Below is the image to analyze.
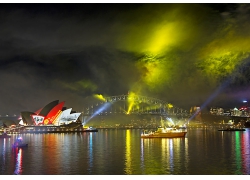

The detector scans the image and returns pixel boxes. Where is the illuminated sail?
[67,113,81,123]
[58,108,72,125]
[43,101,65,125]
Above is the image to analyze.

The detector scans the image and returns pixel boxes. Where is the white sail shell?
[58,108,72,125]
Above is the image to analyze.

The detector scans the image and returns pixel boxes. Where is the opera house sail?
[16,100,99,133]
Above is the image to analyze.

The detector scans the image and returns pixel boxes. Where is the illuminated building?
[20,100,81,126]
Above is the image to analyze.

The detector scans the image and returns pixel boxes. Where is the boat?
[218,127,246,131]
[84,126,98,132]
[141,127,187,138]
[12,137,28,148]
[141,116,187,138]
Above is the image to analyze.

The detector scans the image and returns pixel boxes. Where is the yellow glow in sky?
[127,92,136,114]
[135,54,173,92]
[146,23,177,54]
[93,94,106,102]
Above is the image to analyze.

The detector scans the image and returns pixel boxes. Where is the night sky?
[1,3,250,115]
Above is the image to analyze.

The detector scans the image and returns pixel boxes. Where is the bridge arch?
[83,94,189,117]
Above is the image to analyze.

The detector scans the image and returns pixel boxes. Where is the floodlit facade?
[20,100,81,126]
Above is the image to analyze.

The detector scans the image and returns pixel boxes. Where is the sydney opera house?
[20,100,81,126]
[0,100,98,133]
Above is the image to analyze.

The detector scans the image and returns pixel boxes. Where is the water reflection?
[240,130,250,174]
[184,137,189,173]
[140,137,188,174]
[140,138,144,172]
[13,147,23,175]
[88,132,93,173]
[160,138,174,172]
[47,134,57,172]
[168,139,174,172]
[124,129,132,174]
[1,129,250,175]
[0,139,7,174]
[234,132,242,174]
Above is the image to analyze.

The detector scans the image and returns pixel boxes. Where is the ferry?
[141,116,187,138]
[141,127,187,138]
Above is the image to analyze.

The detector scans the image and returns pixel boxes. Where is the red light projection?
[43,101,65,125]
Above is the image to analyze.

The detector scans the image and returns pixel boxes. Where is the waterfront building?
[20,100,81,126]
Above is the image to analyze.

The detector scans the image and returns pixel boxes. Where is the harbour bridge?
[81,95,191,123]
[80,95,250,127]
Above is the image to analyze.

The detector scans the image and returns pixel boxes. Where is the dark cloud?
[0,3,250,115]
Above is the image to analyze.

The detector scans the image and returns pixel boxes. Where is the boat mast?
[160,116,164,128]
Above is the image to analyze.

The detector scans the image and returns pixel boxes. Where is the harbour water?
[0,127,250,175]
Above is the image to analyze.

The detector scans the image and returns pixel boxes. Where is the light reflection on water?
[140,137,188,174]
[0,128,250,175]
[240,130,250,174]
[125,129,132,174]
[1,139,6,174]
[88,132,93,173]
[13,147,23,175]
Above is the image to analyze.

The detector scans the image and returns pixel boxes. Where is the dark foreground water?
[0,128,250,175]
